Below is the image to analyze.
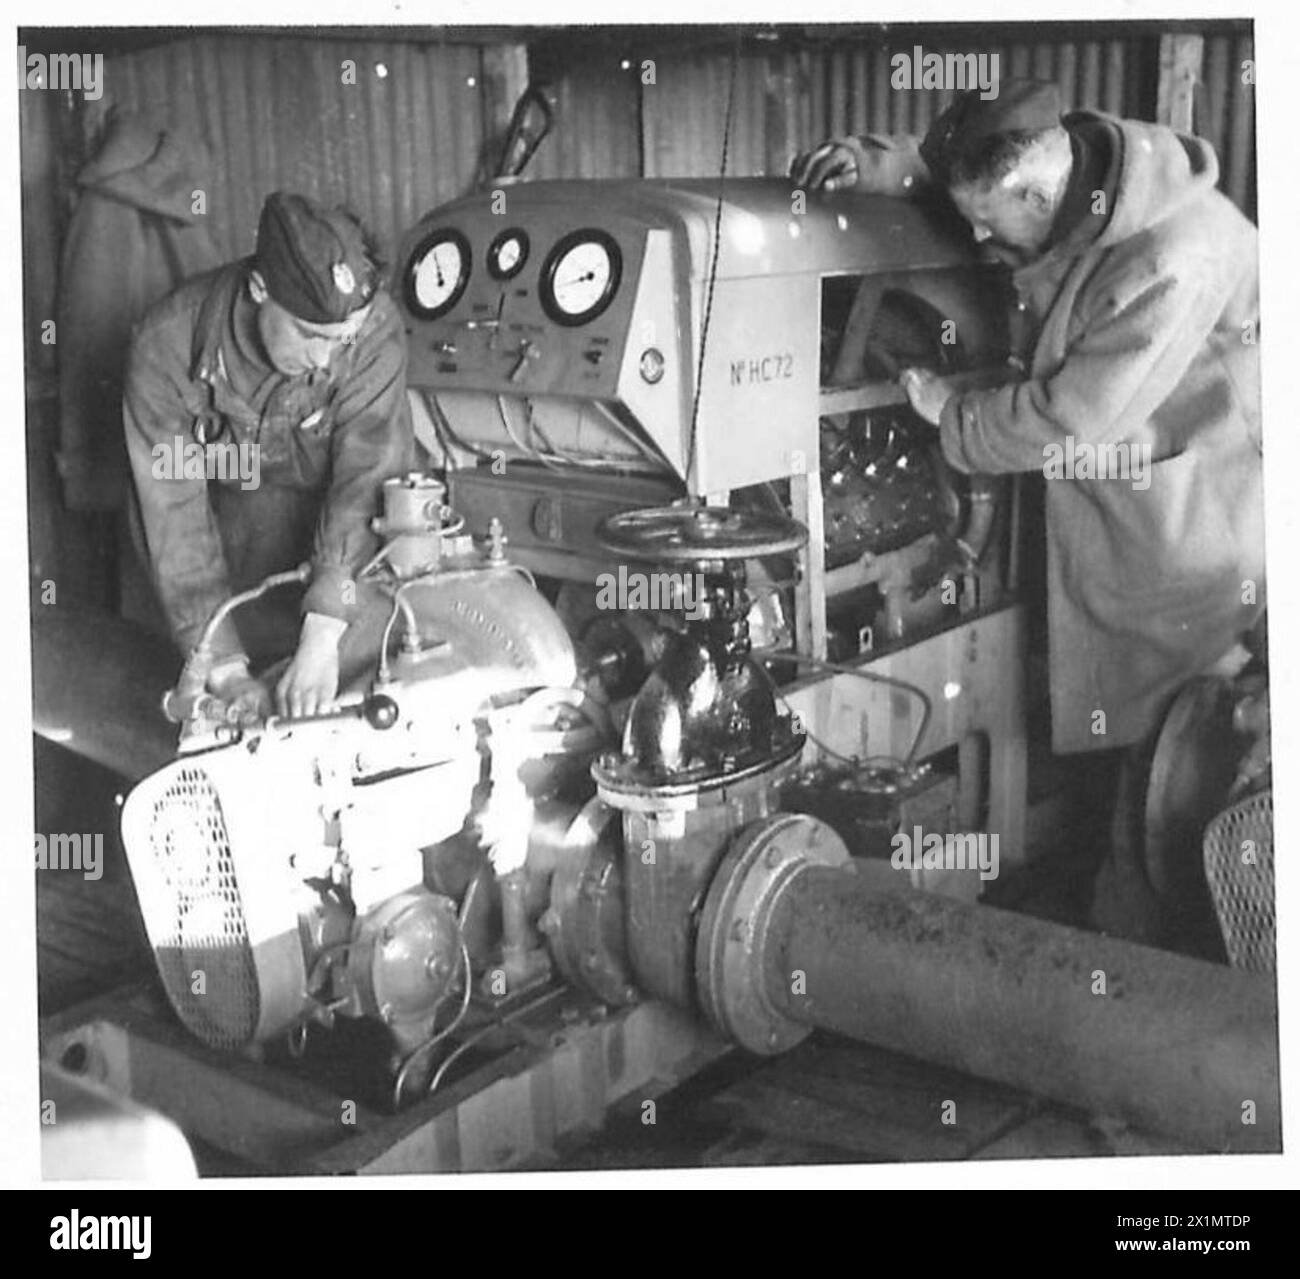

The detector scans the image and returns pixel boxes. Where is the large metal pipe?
[696,814,1281,1154]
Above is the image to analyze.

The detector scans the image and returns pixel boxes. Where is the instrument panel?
[396,209,651,403]
[394,179,998,494]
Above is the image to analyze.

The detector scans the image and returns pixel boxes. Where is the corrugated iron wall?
[535,25,1253,216]
[642,35,1155,179]
[82,32,525,261]
[69,25,1257,251]
[527,54,641,181]
[1198,29,1256,218]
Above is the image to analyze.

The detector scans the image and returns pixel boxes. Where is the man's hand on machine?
[789,134,924,195]
[790,138,867,192]
[207,655,274,726]
[900,367,956,427]
[275,612,347,718]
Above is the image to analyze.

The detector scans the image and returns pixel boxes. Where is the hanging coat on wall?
[56,109,221,511]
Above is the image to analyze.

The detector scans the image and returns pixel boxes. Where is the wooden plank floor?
[553,1032,1185,1169]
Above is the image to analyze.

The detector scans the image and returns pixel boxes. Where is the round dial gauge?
[489,228,530,281]
[541,230,623,326]
[405,229,471,319]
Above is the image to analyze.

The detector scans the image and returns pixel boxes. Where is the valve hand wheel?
[596,504,808,564]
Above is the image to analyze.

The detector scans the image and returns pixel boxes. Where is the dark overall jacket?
[123,260,414,666]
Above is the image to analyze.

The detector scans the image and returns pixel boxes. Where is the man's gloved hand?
[900,367,957,426]
[276,612,347,718]
[789,133,925,195]
[207,655,273,726]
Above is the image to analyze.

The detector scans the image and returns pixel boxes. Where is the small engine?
[122,475,605,1090]
[121,482,865,1114]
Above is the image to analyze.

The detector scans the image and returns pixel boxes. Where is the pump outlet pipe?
[695,813,1281,1154]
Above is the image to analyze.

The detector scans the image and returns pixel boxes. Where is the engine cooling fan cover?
[121,752,313,1049]
[1203,789,1275,973]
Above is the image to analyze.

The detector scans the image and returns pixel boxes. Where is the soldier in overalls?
[124,191,414,720]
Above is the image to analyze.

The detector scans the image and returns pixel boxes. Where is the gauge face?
[405,229,471,319]
[540,230,622,326]
[489,228,530,281]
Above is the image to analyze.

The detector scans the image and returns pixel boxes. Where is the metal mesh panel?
[140,765,260,1048]
[1203,790,1274,973]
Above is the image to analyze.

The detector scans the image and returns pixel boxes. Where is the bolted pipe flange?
[545,798,637,1007]
[696,812,851,1055]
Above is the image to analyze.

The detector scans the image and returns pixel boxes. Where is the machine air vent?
[129,764,261,1049]
[1203,789,1275,973]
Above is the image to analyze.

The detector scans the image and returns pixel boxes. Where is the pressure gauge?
[540,229,622,326]
[488,228,530,281]
[404,229,471,319]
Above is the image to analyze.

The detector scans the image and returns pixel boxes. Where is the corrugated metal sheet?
[89,33,523,262]
[528,56,640,180]
[79,25,1255,243]
[20,86,67,386]
[641,35,1158,180]
[1199,31,1256,218]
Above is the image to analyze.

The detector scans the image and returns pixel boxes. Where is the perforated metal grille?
[140,765,260,1048]
[1203,790,1275,973]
